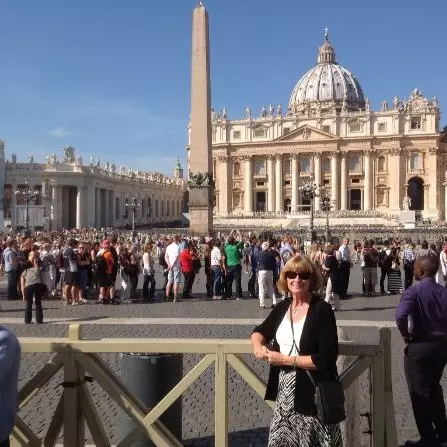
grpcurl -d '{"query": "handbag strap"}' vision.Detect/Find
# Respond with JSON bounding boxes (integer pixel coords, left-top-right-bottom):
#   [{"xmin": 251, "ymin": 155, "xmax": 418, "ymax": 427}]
[{"xmin": 288, "ymin": 303, "xmax": 317, "ymax": 387}]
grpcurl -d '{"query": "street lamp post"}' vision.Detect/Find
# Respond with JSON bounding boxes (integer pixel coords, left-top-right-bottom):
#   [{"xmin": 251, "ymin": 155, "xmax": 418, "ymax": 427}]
[
  {"xmin": 299, "ymin": 181, "xmax": 318, "ymax": 242},
  {"xmin": 14, "ymin": 180, "xmax": 45, "ymax": 235},
  {"xmin": 320, "ymin": 195, "xmax": 334, "ymax": 242},
  {"xmin": 125, "ymin": 196, "xmax": 141, "ymax": 237}
]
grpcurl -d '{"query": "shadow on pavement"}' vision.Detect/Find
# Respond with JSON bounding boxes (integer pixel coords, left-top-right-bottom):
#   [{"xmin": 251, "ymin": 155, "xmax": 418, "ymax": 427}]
[{"xmin": 184, "ymin": 427, "xmax": 269, "ymax": 446}]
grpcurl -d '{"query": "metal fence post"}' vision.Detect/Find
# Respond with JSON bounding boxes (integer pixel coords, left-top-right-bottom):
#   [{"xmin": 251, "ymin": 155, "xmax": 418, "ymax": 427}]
[
  {"xmin": 371, "ymin": 330, "xmax": 386, "ymax": 447},
  {"xmin": 64, "ymin": 324, "xmax": 85, "ymax": 447},
  {"xmin": 215, "ymin": 344, "xmax": 228, "ymax": 447},
  {"xmin": 380, "ymin": 327, "xmax": 398, "ymax": 447}
]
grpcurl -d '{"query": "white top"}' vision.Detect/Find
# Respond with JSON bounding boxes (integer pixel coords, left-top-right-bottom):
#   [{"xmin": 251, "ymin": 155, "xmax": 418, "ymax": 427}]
[
  {"xmin": 276, "ymin": 311, "xmax": 307, "ymax": 356},
  {"xmin": 165, "ymin": 242, "xmax": 181, "ymax": 268},
  {"xmin": 210, "ymin": 246, "xmax": 222, "ymax": 266},
  {"xmin": 142, "ymin": 252, "xmax": 154, "ymax": 275}
]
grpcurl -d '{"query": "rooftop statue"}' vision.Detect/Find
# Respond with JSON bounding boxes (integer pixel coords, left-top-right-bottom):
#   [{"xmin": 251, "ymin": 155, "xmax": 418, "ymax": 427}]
[
  {"xmin": 277, "ymin": 104, "xmax": 282, "ymax": 116},
  {"xmin": 260, "ymin": 106, "xmax": 267, "ymax": 118},
  {"xmin": 268, "ymin": 104, "xmax": 274, "ymax": 116},
  {"xmin": 63, "ymin": 145, "xmax": 75, "ymax": 164},
  {"xmin": 28, "ymin": 153, "xmax": 34, "ymax": 163},
  {"xmin": 393, "ymin": 96, "xmax": 400, "ymax": 110},
  {"xmin": 244, "ymin": 106, "xmax": 251, "ymax": 118},
  {"xmin": 12, "ymin": 153, "xmax": 17, "ymax": 164},
  {"xmin": 76, "ymin": 155, "xmax": 82, "ymax": 165},
  {"xmin": 381, "ymin": 100, "xmax": 389, "ymax": 111}
]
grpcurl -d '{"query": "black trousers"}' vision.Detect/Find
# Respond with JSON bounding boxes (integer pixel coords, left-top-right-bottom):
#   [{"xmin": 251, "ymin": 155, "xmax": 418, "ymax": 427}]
[
  {"xmin": 404, "ymin": 341, "xmax": 447, "ymax": 445},
  {"xmin": 404, "ymin": 263, "xmax": 414, "ymax": 289},
  {"xmin": 24, "ymin": 283, "xmax": 46, "ymax": 324},
  {"xmin": 339, "ymin": 261, "xmax": 350, "ymax": 297},
  {"xmin": 379, "ymin": 268, "xmax": 388, "ymax": 292},
  {"xmin": 183, "ymin": 271, "xmax": 195, "ymax": 298},
  {"xmin": 0, "ymin": 438, "xmax": 10, "ymax": 447},
  {"xmin": 247, "ymin": 270, "xmax": 258, "ymax": 298},
  {"xmin": 225, "ymin": 265, "xmax": 242, "ymax": 298},
  {"xmin": 7, "ymin": 270, "xmax": 18, "ymax": 300},
  {"xmin": 142, "ymin": 274, "xmax": 156, "ymax": 300}
]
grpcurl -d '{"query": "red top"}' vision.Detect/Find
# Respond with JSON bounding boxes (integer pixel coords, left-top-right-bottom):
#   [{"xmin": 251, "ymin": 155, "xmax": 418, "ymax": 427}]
[{"xmin": 180, "ymin": 249, "xmax": 194, "ymax": 273}]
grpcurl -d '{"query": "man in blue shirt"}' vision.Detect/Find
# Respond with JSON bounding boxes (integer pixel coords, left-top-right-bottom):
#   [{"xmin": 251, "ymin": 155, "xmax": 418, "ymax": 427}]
[
  {"xmin": 396, "ymin": 255, "xmax": 447, "ymax": 447},
  {"xmin": 0, "ymin": 326, "xmax": 21, "ymax": 447}
]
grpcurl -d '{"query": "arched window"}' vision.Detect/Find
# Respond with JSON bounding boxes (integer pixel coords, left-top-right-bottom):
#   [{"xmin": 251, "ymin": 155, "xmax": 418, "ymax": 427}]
[
  {"xmin": 233, "ymin": 161, "xmax": 241, "ymax": 176},
  {"xmin": 322, "ymin": 158, "xmax": 331, "ymax": 174},
  {"xmin": 377, "ymin": 156, "xmax": 386, "ymax": 172},
  {"xmin": 410, "ymin": 153, "xmax": 422, "ymax": 171},
  {"xmin": 349, "ymin": 155, "xmax": 361, "ymax": 172}
]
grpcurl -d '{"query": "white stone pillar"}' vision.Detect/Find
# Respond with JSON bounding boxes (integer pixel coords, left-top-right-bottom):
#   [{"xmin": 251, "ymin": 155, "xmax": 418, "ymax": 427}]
[
  {"xmin": 244, "ymin": 156, "xmax": 253, "ymax": 213},
  {"xmin": 86, "ymin": 185, "xmax": 95, "ymax": 228},
  {"xmin": 218, "ymin": 156, "xmax": 231, "ymax": 215},
  {"xmin": 314, "ymin": 154, "xmax": 321, "ymax": 211},
  {"xmin": 95, "ymin": 187, "xmax": 101, "ymax": 228},
  {"xmin": 389, "ymin": 148, "xmax": 402, "ymax": 212},
  {"xmin": 364, "ymin": 151, "xmax": 372, "ymax": 210},
  {"xmin": 275, "ymin": 155, "xmax": 283, "ymax": 213},
  {"xmin": 291, "ymin": 155, "xmax": 298, "ymax": 214},
  {"xmin": 267, "ymin": 155, "xmax": 275, "ymax": 212},
  {"xmin": 76, "ymin": 186, "xmax": 84, "ymax": 229},
  {"xmin": 330, "ymin": 153, "xmax": 339, "ymax": 210},
  {"xmin": 51, "ymin": 185, "xmax": 61, "ymax": 230},
  {"xmin": 340, "ymin": 153, "xmax": 347, "ymax": 210},
  {"xmin": 428, "ymin": 148, "xmax": 439, "ymax": 218}
]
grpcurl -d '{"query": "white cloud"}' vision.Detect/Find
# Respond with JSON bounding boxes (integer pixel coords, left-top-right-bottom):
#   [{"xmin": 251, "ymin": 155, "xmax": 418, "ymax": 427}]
[{"xmin": 48, "ymin": 127, "xmax": 74, "ymax": 138}]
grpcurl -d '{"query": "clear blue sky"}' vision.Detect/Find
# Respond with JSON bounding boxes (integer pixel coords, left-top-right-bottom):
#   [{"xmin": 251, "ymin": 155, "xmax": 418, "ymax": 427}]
[{"xmin": 0, "ymin": 0, "xmax": 445, "ymax": 175}]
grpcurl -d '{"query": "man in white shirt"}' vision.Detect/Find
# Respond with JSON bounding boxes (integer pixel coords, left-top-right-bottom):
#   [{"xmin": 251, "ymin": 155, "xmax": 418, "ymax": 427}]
[
  {"xmin": 210, "ymin": 239, "xmax": 224, "ymax": 299},
  {"xmin": 165, "ymin": 235, "xmax": 181, "ymax": 302},
  {"xmin": 337, "ymin": 238, "xmax": 351, "ymax": 299}
]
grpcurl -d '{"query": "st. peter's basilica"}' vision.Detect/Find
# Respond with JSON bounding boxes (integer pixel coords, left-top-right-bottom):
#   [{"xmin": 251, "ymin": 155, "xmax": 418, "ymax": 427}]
[{"xmin": 201, "ymin": 31, "xmax": 446, "ymax": 222}]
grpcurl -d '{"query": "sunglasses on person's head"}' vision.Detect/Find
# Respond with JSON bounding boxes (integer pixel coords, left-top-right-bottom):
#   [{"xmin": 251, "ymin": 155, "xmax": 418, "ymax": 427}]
[{"xmin": 285, "ymin": 271, "xmax": 311, "ymax": 280}]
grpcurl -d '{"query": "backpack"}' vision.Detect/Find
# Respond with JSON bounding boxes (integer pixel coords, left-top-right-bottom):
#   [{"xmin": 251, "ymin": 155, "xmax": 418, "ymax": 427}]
[
  {"xmin": 382, "ymin": 254, "xmax": 393, "ymax": 272},
  {"xmin": 378, "ymin": 249, "xmax": 387, "ymax": 268},
  {"xmin": 96, "ymin": 251, "xmax": 108, "ymax": 275},
  {"xmin": 193, "ymin": 257, "xmax": 202, "ymax": 274}
]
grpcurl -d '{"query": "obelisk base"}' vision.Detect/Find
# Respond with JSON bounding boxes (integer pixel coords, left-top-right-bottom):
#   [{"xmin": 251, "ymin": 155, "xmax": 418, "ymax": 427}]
[{"xmin": 188, "ymin": 186, "xmax": 213, "ymax": 235}]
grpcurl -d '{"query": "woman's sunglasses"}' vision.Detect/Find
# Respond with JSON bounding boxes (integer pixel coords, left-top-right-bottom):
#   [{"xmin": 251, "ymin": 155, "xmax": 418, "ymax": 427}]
[{"xmin": 285, "ymin": 271, "xmax": 311, "ymax": 280}]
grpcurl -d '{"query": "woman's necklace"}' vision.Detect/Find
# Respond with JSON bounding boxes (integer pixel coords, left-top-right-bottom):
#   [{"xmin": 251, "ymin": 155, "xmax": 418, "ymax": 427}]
[{"xmin": 292, "ymin": 301, "xmax": 305, "ymax": 314}]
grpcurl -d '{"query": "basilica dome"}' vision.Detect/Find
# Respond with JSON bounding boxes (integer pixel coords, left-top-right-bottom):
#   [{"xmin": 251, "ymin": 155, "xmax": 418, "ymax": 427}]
[{"xmin": 288, "ymin": 31, "xmax": 365, "ymax": 114}]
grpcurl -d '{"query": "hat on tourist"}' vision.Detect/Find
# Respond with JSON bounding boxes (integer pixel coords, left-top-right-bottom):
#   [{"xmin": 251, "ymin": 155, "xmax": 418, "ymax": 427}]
[
  {"xmin": 102, "ymin": 239, "xmax": 110, "ymax": 248},
  {"xmin": 261, "ymin": 241, "xmax": 269, "ymax": 250}
]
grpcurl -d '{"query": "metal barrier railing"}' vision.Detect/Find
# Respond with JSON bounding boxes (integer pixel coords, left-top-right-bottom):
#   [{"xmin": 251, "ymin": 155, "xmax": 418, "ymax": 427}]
[{"xmin": 11, "ymin": 325, "xmax": 397, "ymax": 447}]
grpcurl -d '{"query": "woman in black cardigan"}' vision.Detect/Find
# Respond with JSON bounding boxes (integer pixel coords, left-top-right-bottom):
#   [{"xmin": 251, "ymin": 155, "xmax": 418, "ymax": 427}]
[{"xmin": 251, "ymin": 255, "xmax": 342, "ymax": 447}]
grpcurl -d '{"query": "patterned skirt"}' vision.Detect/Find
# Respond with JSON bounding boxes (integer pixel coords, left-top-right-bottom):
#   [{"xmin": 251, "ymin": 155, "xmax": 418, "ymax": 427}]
[{"xmin": 268, "ymin": 369, "xmax": 342, "ymax": 447}]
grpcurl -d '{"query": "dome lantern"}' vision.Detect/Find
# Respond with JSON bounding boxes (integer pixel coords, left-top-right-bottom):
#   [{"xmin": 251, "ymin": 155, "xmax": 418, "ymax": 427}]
[{"xmin": 318, "ymin": 28, "xmax": 336, "ymax": 64}]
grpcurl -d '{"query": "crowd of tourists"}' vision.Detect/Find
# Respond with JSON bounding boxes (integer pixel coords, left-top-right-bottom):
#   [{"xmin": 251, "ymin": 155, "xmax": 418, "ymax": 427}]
[{"xmin": 2, "ymin": 227, "xmax": 447, "ymax": 323}]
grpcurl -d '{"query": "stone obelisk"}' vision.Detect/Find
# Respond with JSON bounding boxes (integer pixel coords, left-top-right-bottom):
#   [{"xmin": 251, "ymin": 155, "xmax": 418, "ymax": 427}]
[{"xmin": 188, "ymin": 1, "xmax": 213, "ymax": 235}]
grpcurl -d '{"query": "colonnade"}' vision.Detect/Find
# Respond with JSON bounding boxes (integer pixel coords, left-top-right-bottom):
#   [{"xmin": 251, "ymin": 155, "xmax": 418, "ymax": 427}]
[{"xmin": 217, "ymin": 149, "xmax": 439, "ymax": 217}]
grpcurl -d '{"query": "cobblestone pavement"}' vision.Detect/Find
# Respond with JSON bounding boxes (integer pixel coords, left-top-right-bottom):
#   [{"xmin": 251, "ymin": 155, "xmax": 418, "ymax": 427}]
[{"xmin": 0, "ymin": 264, "xmax": 445, "ymax": 446}]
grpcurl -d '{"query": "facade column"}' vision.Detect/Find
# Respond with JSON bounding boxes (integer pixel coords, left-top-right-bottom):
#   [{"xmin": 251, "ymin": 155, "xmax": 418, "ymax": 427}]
[
  {"xmin": 275, "ymin": 155, "xmax": 283, "ymax": 213},
  {"xmin": 51, "ymin": 185, "xmax": 61, "ymax": 230},
  {"xmin": 314, "ymin": 154, "xmax": 321, "ymax": 211},
  {"xmin": 444, "ymin": 182, "xmax": 447, "ymax": 220},
  {"xmin": 428, "ymin": 148, "xmax": 439, "ymax": 217},
  {"xmin": 267, "ymin": 155, "xmax": 275, "ymax": 212},
  {"xmin": 243, "ymin": 156, "xmax": 253, "ymax": 214},
  {"xmin": 104, "ymin": 189, "xmax": 110, "ymax": 227},
  {"xmin": 389, "ymin": 148, "xmax": 402, "ymax": 212},
  {"xmin": 95, "ymin": 187, "xmax": 101, "ymax": 228},
  {"xmin": 291, "ymin": 154, "xmax": 298, "ymax": 214},
  {"xmin": 218, "ymin": 156, "xmax": 231, "ymax": 215},
  {"xmin": 364, "ymin": 151, "xmax": 372, "ymax": 210},
  {"xmin": 76, "ymin": 186, "xmax": 85, "ymax": 229},
  {"xmin": 340, "ymin": 153, "xmax": 347, "ymax": 210},
  {"xmin": 86, "ymin": 185, "xmax": 95, "ymax": 228},
  {"xmin": 330, "ymin": 152, "xmax": 339, "ymax": 210}
]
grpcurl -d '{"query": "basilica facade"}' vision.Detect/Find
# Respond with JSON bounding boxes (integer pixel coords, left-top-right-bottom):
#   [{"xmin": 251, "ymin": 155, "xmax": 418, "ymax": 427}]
[
  {"xmin": 0, "ymin": 144, "xmax": 187, "ymax": 231},
  {"xmin": 201, "ymin": 32, "xmax": 446, "ymax": 221}
]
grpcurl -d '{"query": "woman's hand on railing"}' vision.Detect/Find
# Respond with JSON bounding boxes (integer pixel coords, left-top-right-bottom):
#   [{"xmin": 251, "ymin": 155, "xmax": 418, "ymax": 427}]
[{"xmin": 253, "ymin": 344, "xmax": 268, "ymax": 360}]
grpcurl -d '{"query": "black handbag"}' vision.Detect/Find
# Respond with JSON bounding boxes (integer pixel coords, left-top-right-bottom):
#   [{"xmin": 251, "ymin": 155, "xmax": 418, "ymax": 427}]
[{"xmin": 289, "ymin": 304, "xmax": 346, "ymax": 425}]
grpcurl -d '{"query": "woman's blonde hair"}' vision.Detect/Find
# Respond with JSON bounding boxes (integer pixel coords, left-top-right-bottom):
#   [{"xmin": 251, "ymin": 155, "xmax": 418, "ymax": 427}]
[{"xmin": 277, "ymin": 255, "xmax": 323, "ymax": 294}]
